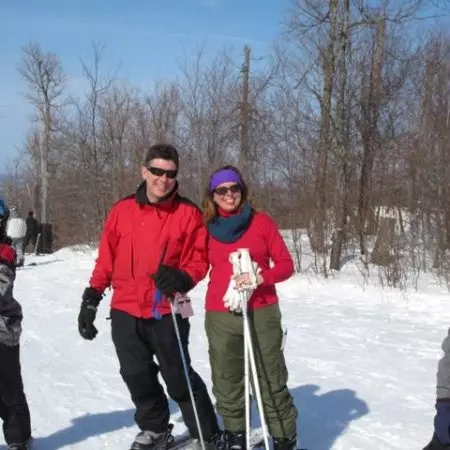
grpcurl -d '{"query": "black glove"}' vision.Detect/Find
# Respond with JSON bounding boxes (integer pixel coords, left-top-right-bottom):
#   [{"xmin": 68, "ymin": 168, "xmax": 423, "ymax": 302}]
[
  {"xmin": 152, "ymin": 265, "xmax": 194, "ymax": 297},
  {"xmin": 78, "ymin": 287, "xmax": 103, "ymax": 340}
]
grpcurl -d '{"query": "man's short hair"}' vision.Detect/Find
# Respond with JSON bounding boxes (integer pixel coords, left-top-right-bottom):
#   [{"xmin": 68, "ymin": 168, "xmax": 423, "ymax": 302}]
[{"xmin": 144, "ymin": 143, "xmax": 179, "ymax": 169}]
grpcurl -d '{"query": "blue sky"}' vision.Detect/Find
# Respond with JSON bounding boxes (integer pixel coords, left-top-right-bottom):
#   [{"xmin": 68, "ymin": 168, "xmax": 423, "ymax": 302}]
[
  {"xmin": 1, "ymin": 1, "xmax": 447, "ymax": 173},
  {"xmin": 0, "ymin": 0, "xmax": 290, "ymax": 171}
]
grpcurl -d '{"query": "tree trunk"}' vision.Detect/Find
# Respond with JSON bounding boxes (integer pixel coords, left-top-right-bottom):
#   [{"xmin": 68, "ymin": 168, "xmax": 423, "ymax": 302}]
[
  {"xmin": 41, "ymin": 103, "xmax": 51, "ymax": 224},
  {"xmin": 358, "ymin": 13, "xmax": 386, "ymax": 255},
  {"xmin": 372, "ymin": 217, "xmax": 396, "ymax": 266},
  {"xmin": 240, "ymin": 45, "xmax": 251, "ymax": 180},
  {"xmin": 330, "ymin": 0, "xmax": 350, "ymax": 271},
  {"xmin": 311, "ymin": 0, "xmax": 339, "ymax": 262}
]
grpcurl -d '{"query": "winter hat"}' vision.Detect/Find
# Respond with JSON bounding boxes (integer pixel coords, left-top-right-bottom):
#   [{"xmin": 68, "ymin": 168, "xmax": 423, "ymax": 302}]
[{"xmin": 209, "ymin": 168, "xmax": 243, "ymax": 192}]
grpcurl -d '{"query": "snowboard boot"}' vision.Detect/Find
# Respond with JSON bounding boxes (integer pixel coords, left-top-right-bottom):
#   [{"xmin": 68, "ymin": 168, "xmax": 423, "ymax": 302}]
[
  {"xmin": 223, "ymin": 430, "xmax": 246, "ymax": 450},
  {"xmin": 423, "ymin": 433, "xmax": 450, "ymax": 450},
  {"xmin": 130, "ymin": 425, "xmax": 175, "ymax": 450}
]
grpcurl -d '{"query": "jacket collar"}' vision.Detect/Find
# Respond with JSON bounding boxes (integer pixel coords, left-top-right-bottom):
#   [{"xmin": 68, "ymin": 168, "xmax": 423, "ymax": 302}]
[{"xmin": 135, "ymin": 181, "xmax": 179, "ymax": 211}]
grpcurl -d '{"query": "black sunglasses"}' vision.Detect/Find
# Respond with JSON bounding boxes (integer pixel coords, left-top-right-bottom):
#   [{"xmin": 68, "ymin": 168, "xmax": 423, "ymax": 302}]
[
  {"xmin": 147, "ymin": 166, "xmax": 178, "ymax": 179},
  {"xmin": 213, "ymin": 184, "xmax": 241, "ymax": 196}
]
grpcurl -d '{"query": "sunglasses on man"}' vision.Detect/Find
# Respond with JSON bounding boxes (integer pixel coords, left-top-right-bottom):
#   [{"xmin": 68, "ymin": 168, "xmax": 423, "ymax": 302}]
[
  {"xmin": 147, "ymin": 166, "xmax": 178, "ymax": 179},
  {"xmin": 213, "ymin": 184, "xmax": 241, "ymax": 196}
]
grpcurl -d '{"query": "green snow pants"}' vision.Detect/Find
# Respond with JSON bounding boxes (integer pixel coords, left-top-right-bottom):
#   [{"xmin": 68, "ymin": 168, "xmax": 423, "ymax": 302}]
[{"xmin": 205, "ymin": 303, "xmax": 297, "ymax": 438}]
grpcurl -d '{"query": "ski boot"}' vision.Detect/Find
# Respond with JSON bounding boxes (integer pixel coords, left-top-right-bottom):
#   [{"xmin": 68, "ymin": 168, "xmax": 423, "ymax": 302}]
[
  {"xmin": 185, "ymin": 432, "xmax": 225, "ymax": 450},
  {"xmin": 222, "ymin": 431, "xmax": 245, "ymax": 450},
  {"xmin": 130, "ymin": 424, "xmax": 175, "ymax": 450},
  {"xmin": 273, "ymin": 434, "xmax": 299, "ymax": 450},
  {"xmin": 8, "ymin": 438, "xmax": 32, "ymax": 450}
]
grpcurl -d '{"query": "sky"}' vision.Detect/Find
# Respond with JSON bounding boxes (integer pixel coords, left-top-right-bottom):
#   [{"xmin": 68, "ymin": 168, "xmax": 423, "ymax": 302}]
[
  {"xmin": 0, "ymin": 1, "xmax": 448, "ymax": 174},
  {"xmin": 0, "ymin": 0, "xmax": 290, "ymax": 172}
]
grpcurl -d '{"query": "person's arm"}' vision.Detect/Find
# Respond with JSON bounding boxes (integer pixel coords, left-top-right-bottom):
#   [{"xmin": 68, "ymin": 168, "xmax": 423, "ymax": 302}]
[
  {"xmin": 78, "ymin": 207, "xmax": 119, "ymax": 341},
  {"xmin": 0, "ymin": 244, "xmax": 22, "ymax": 346},
  {"xmin": 258, "ymin": 213, "xmax": 294, "ymax": 286},
  {"xmin": 0, "ymin": 244, "xmax": 17, "ymax": 305},
  {"xmin": 153, "ymin": 208, "xmax": 208, "ymax": 297},
  {"xmin": 437, "ymin": 329, "xmax": 450, "ymax": 400},
  {"xmin": 428, "ymin": 329, "xmax": 450, "ymax": 446},
  {"xmin": 88, "ymin": 207, "xmax": 119, "ymax": 293},
  {"xmin": 178, "ymin": 209, "xmax": 209, "ymax": 288}
]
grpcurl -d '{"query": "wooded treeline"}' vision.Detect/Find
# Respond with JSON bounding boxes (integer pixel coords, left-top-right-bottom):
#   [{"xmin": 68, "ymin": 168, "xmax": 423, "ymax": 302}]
[{"xmin": 3, "ymin": 0, "xmax": 450, "ymax": 284}]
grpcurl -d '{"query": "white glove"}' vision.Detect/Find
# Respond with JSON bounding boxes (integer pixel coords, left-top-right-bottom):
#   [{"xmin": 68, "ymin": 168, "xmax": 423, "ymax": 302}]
[
  {"xmin": 223, "ymin": 277, "xmax": 242, "ymax": 312},
  {"xmin": 226, "ymin": 251, "xmax": 246, "ymax": 311},
  {"xmin": 224, "ymin": 249, "xmax": 261, "ymax": 312}
]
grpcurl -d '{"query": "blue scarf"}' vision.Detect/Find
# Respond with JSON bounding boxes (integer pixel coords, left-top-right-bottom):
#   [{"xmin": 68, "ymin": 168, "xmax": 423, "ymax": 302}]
[{"xmin": 208, "ymin": 202, "xmax": 253, "ymax": 243}]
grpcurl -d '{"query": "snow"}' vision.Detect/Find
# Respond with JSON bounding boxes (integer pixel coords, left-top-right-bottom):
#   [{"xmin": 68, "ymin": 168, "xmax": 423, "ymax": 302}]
[{"xmin": 1, "ymin": 245, "xmax": 448, "ymax": 450}]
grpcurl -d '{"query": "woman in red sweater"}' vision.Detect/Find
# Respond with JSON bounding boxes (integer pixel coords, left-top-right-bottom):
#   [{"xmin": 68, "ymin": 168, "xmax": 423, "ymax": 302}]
[{"xmin": 203, "ymin": 165, "xmax": 298, "ymax": 450}]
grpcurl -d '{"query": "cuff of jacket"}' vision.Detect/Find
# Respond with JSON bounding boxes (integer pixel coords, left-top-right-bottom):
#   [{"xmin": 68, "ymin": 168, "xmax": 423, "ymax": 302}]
[
  {"xmin": 260, "ymin": 270, "xmax": 274, "ymax": 286},
  {"xmin": 437, "ymin": 387, "xmax": 450, "ymax": 400},
  {"xmin": 83, "ymin": 287, "xmax": 104, "ymax": 306},
  {"xmin": 179, "ymin": 270, "xmax": 195, "ymax": 293}
]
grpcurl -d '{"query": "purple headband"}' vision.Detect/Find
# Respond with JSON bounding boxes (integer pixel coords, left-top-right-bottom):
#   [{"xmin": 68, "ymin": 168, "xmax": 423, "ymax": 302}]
[{"xmin": 209, "ymin": 169, "xmax": 242, "ymax": 192}]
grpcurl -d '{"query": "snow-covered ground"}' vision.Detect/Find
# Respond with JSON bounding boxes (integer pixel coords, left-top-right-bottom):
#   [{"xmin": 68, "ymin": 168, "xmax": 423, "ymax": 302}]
[{"xmin": 1, "ymin": 246, "xmax": 448, "ymax": 450}]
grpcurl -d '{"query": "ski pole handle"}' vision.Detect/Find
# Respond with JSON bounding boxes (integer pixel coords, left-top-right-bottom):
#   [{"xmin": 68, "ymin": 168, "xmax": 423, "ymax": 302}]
[{"xmin": 229, "ymin": 251, "xmax": 241, "ymax": 276}]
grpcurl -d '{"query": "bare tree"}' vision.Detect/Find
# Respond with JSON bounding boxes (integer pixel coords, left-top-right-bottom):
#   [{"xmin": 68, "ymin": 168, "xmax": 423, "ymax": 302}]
[
  {"xmin": 357, "ymin": 9, "xmax": 386, "ymax": 255},
  {"xmin": 330, "ymin": 0, "xmax": 351, "ymax": 270},
  {"xmin": 18, "ymin": 42, "xmax": 66, "ymax": 224},
  {"xmin": 178, "ymin": 47, "xmax": 239, "ymax": 200}
]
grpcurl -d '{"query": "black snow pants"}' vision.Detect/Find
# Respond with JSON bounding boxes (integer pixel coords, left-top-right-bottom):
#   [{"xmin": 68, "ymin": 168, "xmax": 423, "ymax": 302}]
[
  {"xmin": 110, "ymin": 309, "xmax": 219, "ymax": 440},
  {"xmin": 0, "ymin": 343, "xmax": 31, "ymax": 445}
]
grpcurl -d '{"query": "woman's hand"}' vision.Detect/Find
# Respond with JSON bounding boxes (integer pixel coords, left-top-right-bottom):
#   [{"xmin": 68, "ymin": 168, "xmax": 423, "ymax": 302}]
[{"xmin": 234, "ymin": 272, "xmax": 264, "ymax": 290}]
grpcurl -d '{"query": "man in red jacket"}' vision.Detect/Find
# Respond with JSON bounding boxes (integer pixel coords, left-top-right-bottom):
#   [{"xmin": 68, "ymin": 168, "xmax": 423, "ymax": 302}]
[{"xmin": 78, "ymin": 144, "xmax": 220, "ymax": 450}]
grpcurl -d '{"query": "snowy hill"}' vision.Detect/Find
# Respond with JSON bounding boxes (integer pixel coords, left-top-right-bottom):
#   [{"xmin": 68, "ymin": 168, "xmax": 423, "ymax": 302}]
[{"xmin": 1, "ymin": 246, "xmax": 449, "ymax": 450}]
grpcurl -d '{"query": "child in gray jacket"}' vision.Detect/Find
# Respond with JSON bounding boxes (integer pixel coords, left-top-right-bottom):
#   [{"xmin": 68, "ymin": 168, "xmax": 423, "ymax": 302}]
[{"xmin": 0, "ymin": 199, "xmax": 31, "ymax": 450}]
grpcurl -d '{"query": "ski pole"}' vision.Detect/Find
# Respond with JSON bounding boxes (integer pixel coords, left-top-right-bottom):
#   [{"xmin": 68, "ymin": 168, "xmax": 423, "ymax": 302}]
[
  {"xmin": 230, "ymin": 251, "xmax": 253, "ymax": 450},
  {"xmin": 152, "ymin": 240, "xmax": 205, "ymax": 449},
  {"xmin": 240, "ymin": 289, "xmax": 270, "ymax": 450},
  {"xmin": 244, "ymin": 299, "xmax": 251, "ymax": 450},
  {"xmin": 169, "ymin": 301, "xmax": 206, "ymax": 450},
  {"xmin": 233, "ymin": 249, "xmax": 270, "ymax": 450}
]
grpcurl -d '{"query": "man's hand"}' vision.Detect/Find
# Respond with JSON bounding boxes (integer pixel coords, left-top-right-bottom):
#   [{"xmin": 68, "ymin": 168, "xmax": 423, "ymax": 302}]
[
  {"xmin": 152, "ymin": 265, "xmax": 194, "ymax": 297},
  {"xmin": 78, "ymin": 287, "xmax": 103, "ymax": 340}
]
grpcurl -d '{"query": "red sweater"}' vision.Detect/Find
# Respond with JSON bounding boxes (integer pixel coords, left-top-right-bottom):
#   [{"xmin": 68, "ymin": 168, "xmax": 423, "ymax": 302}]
[{"xmin": 205, "ymin": 210, "xmax": 294, "ymax": 312}]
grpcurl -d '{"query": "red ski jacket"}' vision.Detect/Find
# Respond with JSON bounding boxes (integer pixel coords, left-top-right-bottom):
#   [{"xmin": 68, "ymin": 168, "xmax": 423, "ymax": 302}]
[
  {"xmin": 89, "ymin": 182, "xmax": 208, "ymax": 318},
  {"xmin": 205, "ymin": 211, "xmax": 294, "ymax": 312}
]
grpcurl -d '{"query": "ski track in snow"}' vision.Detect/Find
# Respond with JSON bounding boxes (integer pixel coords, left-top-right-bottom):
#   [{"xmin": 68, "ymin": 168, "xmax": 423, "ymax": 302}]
[{"xmin": 1, "ymin": 247, "xmax": 449, "ymax": 449}]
